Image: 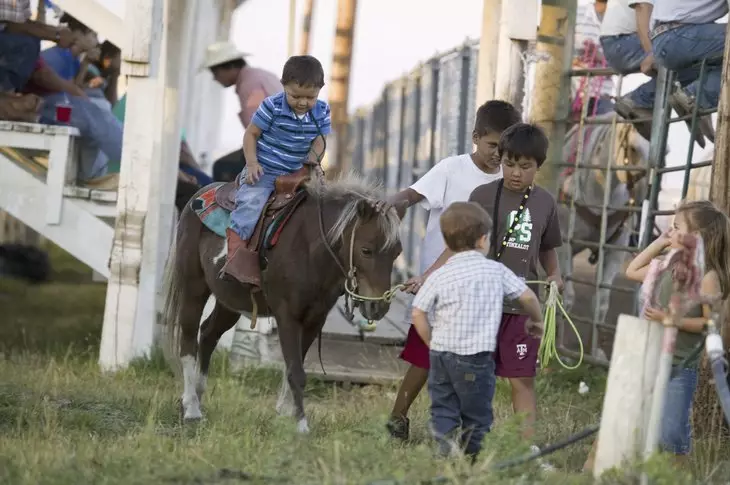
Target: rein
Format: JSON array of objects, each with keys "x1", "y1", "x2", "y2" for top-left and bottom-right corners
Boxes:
[{"x1": 316, "y1": 194, "x2": 403, "y2": 331}]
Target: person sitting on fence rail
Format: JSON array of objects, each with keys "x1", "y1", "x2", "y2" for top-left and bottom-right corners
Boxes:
[
  {"x1": 600, "y1": 0, "x2": 714, "y2": 148},
  {"x1": 571, "y1": 0, "x2": 615, "y2": 120},
  {"x1": 202, "y1": 41, "x2": 284, "y2": 182},
  {"x1": 650, "y1": 0, "x2": 726, "y2": 145},
  {"x1": 583, "y1": 200, "x2": 730, "y2": 470},
  {"x1": 0, "y1": 0, "x2": 75, "y2": 122},
  {"x1": 410, "y1": 201, "x2": 544, "y2": 461},
  {"x1": 416, "y1": 123, "x2": 564, "y2": 467},
  {"x1": 381, "y1": 100, "x2": 521, "y2": 442}
]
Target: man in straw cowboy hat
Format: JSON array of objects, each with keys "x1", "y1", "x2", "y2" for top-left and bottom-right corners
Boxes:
[{"x1": 202, "y1": 41, "x2": 282, "y2": 182}]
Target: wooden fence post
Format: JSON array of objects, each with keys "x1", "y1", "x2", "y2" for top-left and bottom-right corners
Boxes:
[
  {"x1": 529, "y1": 0, "x2": 577, "y2": 192},
  {"x1": 594, "y1": 314, "x2": 664, "y2": 477}
]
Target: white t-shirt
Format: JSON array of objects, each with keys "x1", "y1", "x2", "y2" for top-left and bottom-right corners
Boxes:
[
  {"x1": 651, "y1": 0, "x2": 727, "y2": 25},
  {"x1": 573, "y1": 0, "x2": 616, "y2": 99},
  {"x1": 410, "y1": 153, "x2": 503, "y2": 274},
  {"x1": 600, "y1": 0, "x2": 649, "y2": 36}
]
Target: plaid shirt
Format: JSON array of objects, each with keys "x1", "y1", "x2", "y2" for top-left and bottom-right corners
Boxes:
[
  {"x1": 0, "y1": 0, "x2": 31, "y2": 24},
  {"x1": 412, "y1": 251, "x2": 527, "y2": 355}
]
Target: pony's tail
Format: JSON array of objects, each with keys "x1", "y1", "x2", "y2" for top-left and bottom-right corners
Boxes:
[{"x1": 160, "y1": 231, "x2": 183, "y2": 378}]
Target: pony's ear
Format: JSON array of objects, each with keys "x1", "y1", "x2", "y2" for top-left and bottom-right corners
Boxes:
[{"x1": 356, "y1": 199, "x2": 377, "y2": 222}]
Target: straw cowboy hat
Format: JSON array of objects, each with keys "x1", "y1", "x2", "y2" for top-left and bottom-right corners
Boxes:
[{"x1": 200, "y1": 41, "x2": 249, "y2": 71}]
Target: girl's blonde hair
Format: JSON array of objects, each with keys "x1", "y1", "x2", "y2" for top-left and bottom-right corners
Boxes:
[{"x1": 676, "y1": 200, "x2": 730, "y2": 299}]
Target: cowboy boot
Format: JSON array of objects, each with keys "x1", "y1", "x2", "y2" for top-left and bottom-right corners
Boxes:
[{"x1": 220, "y1": 228, "x2": 261, "y2": 287}]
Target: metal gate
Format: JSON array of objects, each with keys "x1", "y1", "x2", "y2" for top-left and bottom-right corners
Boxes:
[
  {"x1": 558, "y1": 62, "x2": 717, "y2": 365},
  {"x1": 347, "y1": 43, "x2": 717, "y2": 363}
]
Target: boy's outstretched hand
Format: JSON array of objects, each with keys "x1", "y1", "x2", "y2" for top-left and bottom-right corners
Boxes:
[{"x1": 525, "y1": 319, "x2": 544, "y2": 339}]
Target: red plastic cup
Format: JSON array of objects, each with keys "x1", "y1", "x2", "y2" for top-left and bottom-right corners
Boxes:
[{"x1": 55, "y1": 103, "x2": 72, "y2": 123}]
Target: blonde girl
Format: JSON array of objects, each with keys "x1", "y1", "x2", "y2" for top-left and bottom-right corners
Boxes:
[{"x1": 584, "y1": 200, "x2": 730, "y2": 470}]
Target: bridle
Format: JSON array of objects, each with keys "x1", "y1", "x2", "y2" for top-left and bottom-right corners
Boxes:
[{"x1": 316, "y1": 195, "x2": 402, "y2": 328}]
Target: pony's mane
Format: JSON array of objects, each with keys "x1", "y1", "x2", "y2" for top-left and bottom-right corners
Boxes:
[{"x1": 305, "y1": 170, "x2": 401, "y2": 250}]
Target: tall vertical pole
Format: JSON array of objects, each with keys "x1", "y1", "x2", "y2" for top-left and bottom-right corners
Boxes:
[
  {"x1": 287, "y1": 0, "x2": 296, "y2": 58},
  {"x1": 299, "y1": 0, "x2": 315, "y2": 55},
  {"x1": 100, "y1": 0, "x2": 167, "y2": 371},
  {"x1": 692, "y1": 23, "x2": 730, "y2": 443},
  {"x1": 328, "y1": 0, "x2": 358, "y2": 174},
  {"x1": 474, "y1": 0, "x2": 503, "y2": 108},
  {"x1": 529, "y1": 0, "x2": 577, "y2": 192}
]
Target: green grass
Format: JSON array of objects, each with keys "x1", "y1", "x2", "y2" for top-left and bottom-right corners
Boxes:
[{"x1": 0, "y1": 244, "x2": 727, "y2": 484}]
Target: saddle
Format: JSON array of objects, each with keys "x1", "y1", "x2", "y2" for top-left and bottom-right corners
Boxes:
[{"x1": 215, "y1": 166, "x2": 311, "y2": 251}]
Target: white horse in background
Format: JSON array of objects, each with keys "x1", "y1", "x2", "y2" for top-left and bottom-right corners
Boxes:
[{"x1": 558, "y1": 115, "x2": 651, "y2": 335}]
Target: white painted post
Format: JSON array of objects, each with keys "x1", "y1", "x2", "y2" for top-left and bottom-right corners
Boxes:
[
  {"x1": 593, "y1": 314, "x2": 665, "y2": 477},
  {"x1": 493, "y1": 0, "x2": 537, "y2": 110},
  {"x1": 143, "y1": 0, "x2": 197, "y2": 347},
  {"x1": 99, "y1": 0, "x2": 166, "y2": 371}
]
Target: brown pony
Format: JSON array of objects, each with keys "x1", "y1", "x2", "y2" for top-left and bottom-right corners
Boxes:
[{"x1": 160, "y1": 171, "x2": 402, "y2": 433}]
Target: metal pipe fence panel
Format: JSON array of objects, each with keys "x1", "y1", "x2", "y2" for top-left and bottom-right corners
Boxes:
[{"x1": 346, "y1": 41, "x2": 718, "y2": 365}]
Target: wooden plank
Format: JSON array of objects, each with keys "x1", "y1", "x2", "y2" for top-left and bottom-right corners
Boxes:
[
  {"x1": 264, "y1": 334, "x2": 408, "y2": 385},
  {"x1": 593, "y1": 314, "x2": 664, "y2": 478}
]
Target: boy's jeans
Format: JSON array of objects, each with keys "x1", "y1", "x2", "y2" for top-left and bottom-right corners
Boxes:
[
  {"x1": 652, "y1": 23, "x2": 726, "y2": 109},
  {"x1": 429, "y1": 350, "x2": 496, "y2": 457},
  {"x1": 0, "y1": 32, "x2": 40, "y2": 92},
  {"x1": 230, "y1": 172, "x2": 278, "y2": 240},
  {"x1": 601, "y1": 33, "x2": 701, "y2": 109},
  {"x1": 659, "y1": 367, "x2": 698, "y2": 455}
]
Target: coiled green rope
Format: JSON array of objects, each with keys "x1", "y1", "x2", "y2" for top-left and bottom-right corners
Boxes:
[{"x1": 527, "y1": 280, "x2": 584, "y2": 370}]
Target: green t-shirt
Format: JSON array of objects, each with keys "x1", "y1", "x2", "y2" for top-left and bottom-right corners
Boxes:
[
  {"x1": 108, "y1": 95, "x2": 187, "y2": 173},
  {"x1": 654, "y1": 270, "x2": 704, "y2": 369}
]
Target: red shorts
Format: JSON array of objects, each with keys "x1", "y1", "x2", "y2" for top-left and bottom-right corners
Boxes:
[{"x1": 399, "y1": 313, "x2": 540, "y2": 377}]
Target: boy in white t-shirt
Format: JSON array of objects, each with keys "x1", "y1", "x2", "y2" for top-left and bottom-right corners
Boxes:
[{"x1": 385, "y1": 100, "x2": 522, "y2": 441}]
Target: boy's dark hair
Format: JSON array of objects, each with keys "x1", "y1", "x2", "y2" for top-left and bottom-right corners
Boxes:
[
  {"x1": 100, "y1": 41, "x2": 121, "y2": 59},
  {"x1": 280, "y1": 55, "x2": 325, "y2": 88},
  {"x1": 440, "y1": 202, "x2": 493, "y2": 252},
  {"x1": 473, "y1": 100, "x2": 522, "y2": 137},
  {"x1": 498, "y1": 122, "x2": 549, "y2": 167}
]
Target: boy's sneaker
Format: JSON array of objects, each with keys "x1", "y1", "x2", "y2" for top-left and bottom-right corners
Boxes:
[
  {"x1": 386, "y1": 415, "x2": 409, "y2": 441},
  {"x1": 530, "y1": 445, "x2": 556, "y2": 472},
  {"x1": 613, "y1": 96, "x2": 654, "y2": 142},
  {"x1": 669, "y1": 87, "x2": 715, "y2": 148}
]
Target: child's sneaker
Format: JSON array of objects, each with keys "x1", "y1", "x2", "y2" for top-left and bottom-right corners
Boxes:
[{"x1": 386, "y1": 415, "x2": 409, "y2": 441}]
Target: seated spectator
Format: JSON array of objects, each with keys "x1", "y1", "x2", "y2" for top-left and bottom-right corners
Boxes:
[
  {"x1": 110, "y1": 93, "x2": 214, "y2": 189},
  {"x1": 0, "y1": 0, "x2": 75, "y2": 121},
  {"x1": 571, "y1": 0, "x2": 615, "y2": 122},
  {"x1": 23, "y1": 56, "x2": 122, "y2": 189},
  {"x1": 650, "y1": 0, "x2": 726, "y2": 143},
  {"x1": 600, "y1": 0, "x2": 713, "y2": 147}
]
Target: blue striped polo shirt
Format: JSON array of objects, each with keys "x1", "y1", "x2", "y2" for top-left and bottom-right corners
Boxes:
[{"x1": 251, "y1": 92, "x2": 332, "y2": 175}]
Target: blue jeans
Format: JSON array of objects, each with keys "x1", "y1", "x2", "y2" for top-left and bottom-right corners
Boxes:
[
  {"x1": 230, "y1": 172, "x2": 278, "y2": 240},
  {"x1": 39, "y1": 92, "x2": 123, "y2": 180},
  {"x1": 601, "y1": 34, "x2": 701, "y2": 109},
  {"x1": 429, "y1": 350, "x2": 496, "y2": 457},
  {"x1": 0, "y1": 32, "x2": 40, "y2": 92},
  {"x1": 659, "y1": 367, "x2": 698, "y2": 455},
  {"x1": 653, "y1": 23, "x2": 726, "y2": 109}
]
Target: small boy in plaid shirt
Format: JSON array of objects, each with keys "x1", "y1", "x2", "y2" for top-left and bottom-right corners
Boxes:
[{"x1": 411, "y1": 202, "x2": 544, "y2": 459}]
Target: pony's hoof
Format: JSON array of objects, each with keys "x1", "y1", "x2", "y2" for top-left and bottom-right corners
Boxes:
[
  {"x1": 296, "y1": 418, "x2": 310, "y2": 434},
  {"x1": 183, "y1": 414, "x2": 203, "y2": 424}
]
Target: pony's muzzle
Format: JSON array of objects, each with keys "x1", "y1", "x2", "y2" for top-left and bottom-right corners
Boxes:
[{"x1": 360, "y1": 300, "x2": 390, "y2": 321}]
